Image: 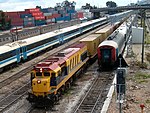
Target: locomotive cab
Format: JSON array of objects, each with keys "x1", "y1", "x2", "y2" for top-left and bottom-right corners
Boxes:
[
  {"x1": 31, "y1": 70, "x2": 51, "y2": 97},
  {"x1": 28, "y1": 69, "x2": 59, "y2": 105}
]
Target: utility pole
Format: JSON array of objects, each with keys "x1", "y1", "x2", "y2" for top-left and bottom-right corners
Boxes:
[{"x1": 141, "y1": 10, "x2": 145, "y2": 64}]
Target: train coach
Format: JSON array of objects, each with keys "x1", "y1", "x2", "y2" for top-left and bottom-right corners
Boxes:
[
  {"x1": 97, "y1": 23, "x2": 128, "y2": 69},
  {"x1": 0, "y1": 17, "x2": 108, "y2": 72}
]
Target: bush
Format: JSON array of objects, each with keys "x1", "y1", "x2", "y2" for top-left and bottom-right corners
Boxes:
[{"x1": 135, "y1": 72, "x2": 150, "y2": 79}]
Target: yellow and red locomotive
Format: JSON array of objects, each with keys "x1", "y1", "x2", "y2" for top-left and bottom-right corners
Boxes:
[{"x1": 27, "y1": 43, "x2": 88, "y2": 106}]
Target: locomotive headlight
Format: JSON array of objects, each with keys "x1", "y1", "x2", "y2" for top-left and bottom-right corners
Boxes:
[{"x1": 37, "y1": 80, "x2": 41, "y2": 84}]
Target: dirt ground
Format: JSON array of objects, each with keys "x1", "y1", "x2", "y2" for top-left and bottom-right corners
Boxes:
[{"x1": 107, "y1": 44, "x2": 150, "y2": 113}]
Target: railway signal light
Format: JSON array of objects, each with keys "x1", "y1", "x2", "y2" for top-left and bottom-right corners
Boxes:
[{"x1": 116, "y1": 68, "x2": 127, "y2": 94}]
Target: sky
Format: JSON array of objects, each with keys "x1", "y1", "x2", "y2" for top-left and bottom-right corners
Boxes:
[{"x1": 0, "y1": 0, "x2": 139, "y2": 11}]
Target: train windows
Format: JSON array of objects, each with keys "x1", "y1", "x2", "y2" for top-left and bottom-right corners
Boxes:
[
  {"x1": 27, "y1": 35, "x2": 58, "y2": 50},
  {"x1": 44, "y1": 72, "x2": 50, "y2": 76},
  {"x1": 36, "y1": 72, "x2": 42, "y2": 76},
  {"x1": 64, "y1": 28, "x2": 79, "y2": 37},
  {"x1": 82, "y1": 24, "x2": 92, "y2": 31},
  {"x1": 0, "y1": 50, "x2": 16, "y2": 61},
  {"x1": 101, "y1": 49, "x2": 111, "y2": 62}
]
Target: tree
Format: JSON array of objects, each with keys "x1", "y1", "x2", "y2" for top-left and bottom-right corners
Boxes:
[
  {"x1": 81, "y1": 3, "x2": 97, "y2": 10},
  {"x1": 106, "y1": 1, "x2": 117, "y2": 7},
  {"x1": 0, "y1": 10, "x2": 11, "y2": 30},
  {"x1": 61, "y1": 0, "x2": 76, "y2": 7}
]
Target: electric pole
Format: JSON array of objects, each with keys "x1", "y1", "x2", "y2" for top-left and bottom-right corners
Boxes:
[{"x1": 141, "y1": 10, "x2": 145, "y2": 64}]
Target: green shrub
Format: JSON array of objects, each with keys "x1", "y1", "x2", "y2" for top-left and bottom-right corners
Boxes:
[{"x1": 135, "y1": 72, "x2": 150, "y2": 79}]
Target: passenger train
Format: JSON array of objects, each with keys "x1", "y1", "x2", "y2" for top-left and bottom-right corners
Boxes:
[
  {"x1": 97, "y1": 22, "x2": 129, "y2": 69},
  {"x1": 0, "y1": 17, "x2": 108, "y2": 72}
]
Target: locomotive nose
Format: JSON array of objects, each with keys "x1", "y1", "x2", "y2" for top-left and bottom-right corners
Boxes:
[{"x1": 32, "y1": 78, "x2": 50, "y2": 95}]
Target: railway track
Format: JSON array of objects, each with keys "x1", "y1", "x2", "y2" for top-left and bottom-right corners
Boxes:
[
  {"x1": 0, "y1": 82, "x2": 30, "y2": 112},
  {"x1": 26, "y1": 107, "x2": 47, "y2": 113},
  {"x1": 72, "y1": 69, "x2": 114, "y2": 113},
  {"x1": 0, "y1": 66, "x2": 31, "y2": 89}
]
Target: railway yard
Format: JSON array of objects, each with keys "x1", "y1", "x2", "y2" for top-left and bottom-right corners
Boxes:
[
  {"x1": 0, "y1": 20, "x2": 111, "y2": 112},
  {"x1": 0, "y1": 11, "x2": 150, "y2": 113}
]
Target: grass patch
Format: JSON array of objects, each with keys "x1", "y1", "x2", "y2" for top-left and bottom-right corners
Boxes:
[
  {"x1": 135, "y1": 72, "x2": 150, "y2": 79},
  {"x1": 134, "y1": 72, "x2": 150, "y2": 83},
  {"x1": 138, "y1": 79, "x2": 148, "y2": 83},
  {"x1": 145, "y1": 34, "x2": 150, "y2": 44},
  {"x1": 146, "y1": 99, "x2": 150, "y2": 104}
]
